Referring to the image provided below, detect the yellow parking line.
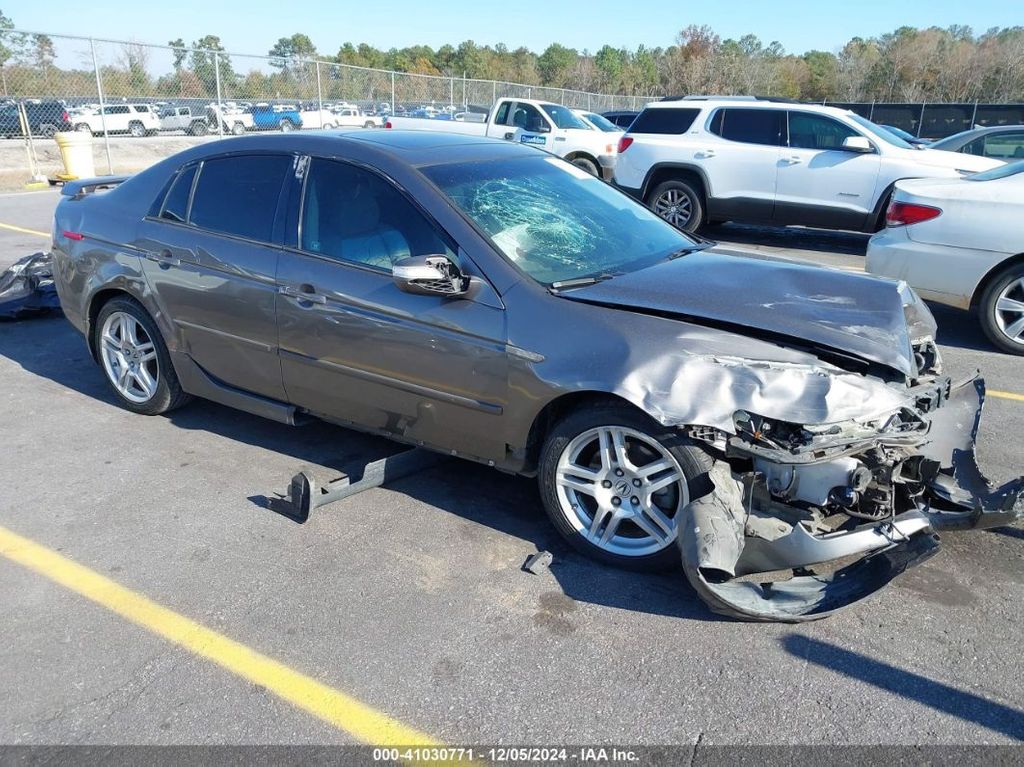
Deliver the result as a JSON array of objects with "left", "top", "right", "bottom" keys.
[
  {"left": 0, "top": 221, "right": 49, "bottom": 238},
  {"left": 0, "top": 524, "right": 439, "bottom": 747},
  {"left": 990, "top": 389, "right": 1024, "bottom": 403}
]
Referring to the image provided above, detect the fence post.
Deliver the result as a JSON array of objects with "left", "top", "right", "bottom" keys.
[
  {"left": 213, "top": 49, "right": 223, "bottom": 136},
  {"left": 391, "top": 71, "right": 396, "bottom": 112},
  {"left": 917, "top": 102, "right": 926, "bottom": 138},
  {"left": 315, "top": 60, "right": 324, "bottom": 122},
  {"left": 90, "top": 38, "right": 113, "bottom": 175},
  {"left": 449, "top": 75, "right": 454, "bottom": 109},
  {"left": 970, "top": 100, "right": 978, "bottom": 128},
  {"left": 492, "top": 80, "right": 496, "bottom": 104},
  {"left": 462, "top": 72, "right": 466, "bottom": 108}
]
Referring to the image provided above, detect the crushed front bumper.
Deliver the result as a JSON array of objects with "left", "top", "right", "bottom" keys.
[{"left": 677, "top": 375, "right": 1022, "bottom": 622}]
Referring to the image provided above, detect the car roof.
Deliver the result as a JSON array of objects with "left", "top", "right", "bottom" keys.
[
  {"left": 642, "top": 98, "right": 850, "bottom": 118},
  {"left": 163, "top": 130, "right": 537, "bottom": 168}
]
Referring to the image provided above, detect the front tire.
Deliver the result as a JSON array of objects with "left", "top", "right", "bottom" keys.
[
  {"left": 647, "top": 179, "right": 704, "bottom": 233},
  {"left": 128, "top": 121, "right": 145, "bottom": 138},
  {"left": 979, "top": 264, "right": 1024, "bottom": 355},
  {"left": 93, "top": 297, "right": 190, "bottom": 415},
  {"left": 231, "top": 122, "right": 245, "bottom": 135},
  {"left": 570, "top": 156, "right": 599, "bottom": 176},
  {"left": 538, "top": 402, "right": 713, "bottom": 571},
  {"left": 279, "top": 119, "right": 295, "bottom": 132}
]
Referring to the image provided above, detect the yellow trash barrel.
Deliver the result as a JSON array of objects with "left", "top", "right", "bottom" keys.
[{"left": 53, "top": 131, "right": 96, "bottom": 181}]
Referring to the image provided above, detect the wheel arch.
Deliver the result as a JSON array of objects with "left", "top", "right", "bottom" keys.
[
  {"left": 521, "top": 390, "right": 654, "bottom": 475},
  {"left": 641, "top": 163, "right": 711, "bottom": 204},
  {"left": 563, "top": 150, "right": 599, "bottom": 168},
  {"left": 970, "top": 252, "right": 1024, "bottom": 311},
  {"left": 85, "top": 285, "right": 149, "bottom": 362}
]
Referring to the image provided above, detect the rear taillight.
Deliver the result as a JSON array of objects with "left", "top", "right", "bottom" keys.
[
  {"left": 62, "top": 110, "right": 69, "bottom": 122},
  {"left": 384, "top": 120, "right": 392, "bottom": 129},
  {"left": 886, "top": 200, "right": 942, "bottom": 227},
  {"left": 617, "top": 136, "right": 633, "bottom": 153}
]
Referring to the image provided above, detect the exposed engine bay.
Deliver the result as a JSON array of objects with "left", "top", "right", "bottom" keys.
[{"left": 674, "top": 345, "right": 1023, "bottom": 621}]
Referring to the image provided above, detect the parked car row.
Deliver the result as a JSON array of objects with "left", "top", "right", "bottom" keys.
[{"left": 608, "top": 95, "right": 1023, "bottom": 355}]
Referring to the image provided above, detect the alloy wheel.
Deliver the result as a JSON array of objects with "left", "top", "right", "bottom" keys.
[
  {"left": 994, "top": 277, "right": 1024, "bottom": 347},
  {"left": 554, "top": 426, "right": 688, "bottom": 557},
  {"left": 653, "top": 189, "right": 692, "bottom": 229},
  {"left": 99, "top": 311, "right": 159, "bottom": 404}
]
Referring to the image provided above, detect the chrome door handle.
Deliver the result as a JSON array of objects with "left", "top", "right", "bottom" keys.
[
  {"left": 783, "top": 155, "right": 802, "bottom": 165},
  {"left": 697, "top": 149, "right": 716, "bottom": 158},
  {"left": 279, "top": 284, "right": 327, "bottom": 304},
  {"left": 147, "top": 249, "right": 179, "bottom": 267}
]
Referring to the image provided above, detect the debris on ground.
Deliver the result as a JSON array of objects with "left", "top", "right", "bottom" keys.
[
  {"left": 522, "top": 550, "right": 553, "bottom": 575},
  {"left": 0, "top": 252, "right": 61, "bottom": 320}
]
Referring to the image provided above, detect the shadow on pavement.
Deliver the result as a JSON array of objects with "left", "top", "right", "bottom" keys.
[
  {"left": 0, "top": 314, "right": 717, "bottom": 622},
  {"left": 781, "top": 635, "right": 1024, "bottom": 740}
]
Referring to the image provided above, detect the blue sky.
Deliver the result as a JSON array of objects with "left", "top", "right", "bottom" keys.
[{"left": 7, "top": 0, "right": 1014, "bottom": 56}]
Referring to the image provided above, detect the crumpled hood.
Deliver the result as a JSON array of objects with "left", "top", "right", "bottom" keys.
[{"left": 562, "top": 250, "right": 922, "bottom": 376}]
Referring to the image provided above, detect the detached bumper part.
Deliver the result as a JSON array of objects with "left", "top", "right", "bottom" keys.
[
  {"left": 678, "top": 462, "right": 940, "bottom": 622},
  {"left": 920, "top": 376, "right": 1024, "bottom": 531}
]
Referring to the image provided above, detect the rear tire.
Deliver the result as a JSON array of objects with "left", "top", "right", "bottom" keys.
[
  {"left": 75, "top": 122, "right": 91, "bottom": 133},
  {"left": 231, "top": 122, "right": 245, "bottom": 135},
  {"left": 190, "top": 121, "right": 209, "bottom": 136},
  {"left": 279, "top": 119, "right": 295, "bottom": 132},
  {"left": 93, "top": 296, "right": 191, "bottom": 416},
  {"left": 39, "top": 124, "right": 57, "bottom": 138},
  {"left": 647, "top": 179, "right": 704, "bottom": 233},
  {"left": 128, "top": 121, "right": 145, "bottom": 138},
  {"left": 538, "top": 402, "right": 713, "bottom": 572},
  {"left": 978, "top": 263, "right": 1024, "bottom": 356}
]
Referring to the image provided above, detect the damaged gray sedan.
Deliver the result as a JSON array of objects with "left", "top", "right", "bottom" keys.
[{"left": 51, "top": 132, "right": 1022, "bottom": 622}]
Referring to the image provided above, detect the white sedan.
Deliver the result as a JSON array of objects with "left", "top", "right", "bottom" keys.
[
  {"left": 572, "top": 109, "right": 624, "bottom": 134},
  {"left": 867, "top": 161, "right": 1024, "bottom": 354}
]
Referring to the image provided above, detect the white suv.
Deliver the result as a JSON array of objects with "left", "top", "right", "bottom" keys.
[
  {"left": 73, "top": 103, "right": 161, "bottom": 137},
  {"left": 614, "top": 96, "right": 1003, "bottom": 233}
]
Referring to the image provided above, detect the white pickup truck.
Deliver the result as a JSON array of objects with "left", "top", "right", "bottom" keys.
[
  {"left": 158, "top": 106, "right": 212, "bottom": 136},
  {"left": 332, "top": 106, "right": 383, "bottom": 129},
  {"left": 384, "top": 97, "right": 618, "bottom": 178}
]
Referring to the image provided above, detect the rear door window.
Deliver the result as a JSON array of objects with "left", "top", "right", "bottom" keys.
[
  {"left": 710, "top": 108, "right": 784, "bottom": 146},
  {"left": 493, "top": 101, "right": 511, "bottom": 126},
  {"left": 628, "top": 108, "right": 700, "bottom": 134},
  {"left": 189, "top": 154, "right": 291, "bottom": 242}
]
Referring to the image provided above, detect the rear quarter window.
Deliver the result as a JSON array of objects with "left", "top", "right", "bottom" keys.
[
  {"left": 188, "top": 154, "right": 292, "bottom": 242},
  {"left": 628, "top": 108, "right": 700, "bottom": 134},
  {"left": 710, "top": 108, "right": 784, "bottom": 146}
]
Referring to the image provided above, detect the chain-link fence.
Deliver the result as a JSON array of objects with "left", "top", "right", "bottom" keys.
[{"left": 0, "top": 28, "right": 647, "bottom": 185}]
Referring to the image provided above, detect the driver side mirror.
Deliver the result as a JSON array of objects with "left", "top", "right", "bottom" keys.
[
  {"left": 392, "top": 255, "right": 469, "bottom": 297},
  {"left": 842, "top": 135, "right": 873, "bottom": 153}
]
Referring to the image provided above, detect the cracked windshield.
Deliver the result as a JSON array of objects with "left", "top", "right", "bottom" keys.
[{"left": 424, "top": 156, "right": 696, "bottom": 285}]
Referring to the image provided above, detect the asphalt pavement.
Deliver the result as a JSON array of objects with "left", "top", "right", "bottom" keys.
[{"left": 1, "top": 189, "right": 1022, "bottom": 750}]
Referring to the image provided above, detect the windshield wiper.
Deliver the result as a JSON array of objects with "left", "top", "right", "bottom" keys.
[
  {"left": 550, "top": 273, "right": 615, "bottom": 290},
  {"left": 665, "top": 241, "right": 714, "bottom": 261}
]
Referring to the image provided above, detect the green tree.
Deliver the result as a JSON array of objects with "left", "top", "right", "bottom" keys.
[
  {"left": 802, "top": 50, "right": 839, "bottom": 100},
  {"left": 538, "top": 43, "right": 577, "bottom": 86},
  {"left": 189, "top": 35, "right": 234, "bottom": 97}
]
